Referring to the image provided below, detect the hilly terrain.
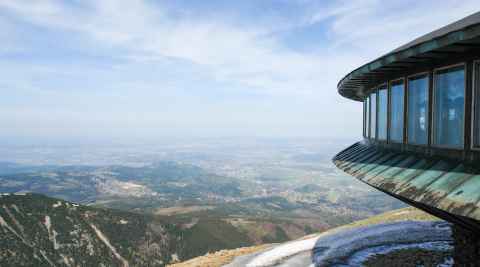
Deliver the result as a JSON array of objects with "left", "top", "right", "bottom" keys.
[
  {"left": 0, "top": 193, "right": 325, "bottom": 266},
  {"left": 0, "top": 158, "right": 406, "bottom": 265},
  {"left": 0, "top": 193, "right": 183, "bottom": 266},
  {"left": 0, "top": 192, "right": 444, "bottom": 267}
]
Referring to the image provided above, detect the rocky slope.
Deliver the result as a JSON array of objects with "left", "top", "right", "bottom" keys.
[{"left": 0, "top": 193, "right": 182, "bottom": 266}]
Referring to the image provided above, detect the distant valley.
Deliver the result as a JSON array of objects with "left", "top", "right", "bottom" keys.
[{"left": 0, "top": 140, "right": 406, "bottom": 264}]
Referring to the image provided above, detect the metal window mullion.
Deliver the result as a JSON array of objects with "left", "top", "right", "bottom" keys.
[
  {"left": 428, "top": 70, "right": 434, "bottom": 150},
  {"left": 403, "top": 76, "right": 408, "bottom": 144},
  {"left": 387, "top": 83, "right": 391, "bottom": 143},
  {"left": 376, "top": 89, "right": 379, "bottom": 140},
  {"left": 472, "top": 61, "right": 479, "bottom": 149}
]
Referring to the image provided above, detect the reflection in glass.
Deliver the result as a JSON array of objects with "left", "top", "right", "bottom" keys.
[
  {"left": 378, "top": 87, "right": 388, "bottom": 140},
  {"left": 408, "top": 76, "right": 429, "bottom": 144},
  {"left": 370, "top": 92, "right": 377, "bottom": 139},
  {"left": 433, "top": 66, "right": 465, "bottom": 147},
  {"left": 390, "top": 82, "right": 404, "bottom": 142}
]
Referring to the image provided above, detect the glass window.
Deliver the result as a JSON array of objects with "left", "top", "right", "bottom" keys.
[
  {"left": 370, "top": 92, "right": 377, "bottom": 139},
  {"left": 377, "top": 87, "right": 388, "bottom": 140},
  {"left": 390, "top": 81, "right": 405, "bottom": 142},
  {"left": 433, "top": 66, "right": 465, "bottom": 148},
  {"left": 407, "top": 75, "right": 429, "bottom": 145},
  {"left": 474, "top": 62, "right": 480, "bottom": 147}
]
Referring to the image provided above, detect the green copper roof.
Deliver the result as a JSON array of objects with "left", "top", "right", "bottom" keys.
[{"left": 333, "top": 142, "right": 480, "bottom": 222}]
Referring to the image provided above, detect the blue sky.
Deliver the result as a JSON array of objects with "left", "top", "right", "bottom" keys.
[{"left": 0, "top": 0, "right": 479, "bottom": 143}]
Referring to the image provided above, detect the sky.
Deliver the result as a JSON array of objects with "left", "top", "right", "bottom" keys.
[{"left": 0, "top": 0, "right": 479, "bottom": 144}]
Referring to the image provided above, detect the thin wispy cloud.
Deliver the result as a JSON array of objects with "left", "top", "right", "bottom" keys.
[{"left": 0, "top": 0, "right": 478, "bottom": 141}]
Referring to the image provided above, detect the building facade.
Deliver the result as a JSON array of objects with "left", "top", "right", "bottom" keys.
[{"left": 334, "top": 11, "right": 480, "bottom": 264}]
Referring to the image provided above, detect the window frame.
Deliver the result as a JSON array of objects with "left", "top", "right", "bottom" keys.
[
  {"left": 367, "top": 95, "right": 371, "bottom": 138},
  {"left": 388, "top": 78, "right": 406, "bottom": 144},
  {"left": 431, "top": 62, "right": 467, "bottom": 150},
  {"left": 363, "top": 98, "right": 367, "bottom": 138},
  {"left": 471, "top": 60, "right": 480, "bottom": 150},
  {"left": 406, "top": 71, "right": 430, "bottom": 147}
]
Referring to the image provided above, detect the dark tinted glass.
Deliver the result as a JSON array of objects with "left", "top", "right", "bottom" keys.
[
  {"left": 377, "top": 88, "right": 388, "bottom": 140},
  {"left": 433, "top": 66, "right": 465, "bottom": 147},
  {"left": 390, "top": 82, "right": 404, "bottom": 142},
  {"left": 370, "top": 92, "right": 377, "bottom": 139},
  {"left": 407, "top": 76, "right": 429, "bottom": 145}
]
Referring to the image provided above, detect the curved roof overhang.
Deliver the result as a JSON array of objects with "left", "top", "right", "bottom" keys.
[
  {"left": 339, "top": 11, "right": 480, "bottom": 101},
  {"left": 334, "top": 142, "right": 480, "bottom": 232}
]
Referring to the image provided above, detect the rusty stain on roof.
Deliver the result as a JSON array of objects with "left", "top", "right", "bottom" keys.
[{"left": 333, "top": 142, "right": 480, "bottom": 222}]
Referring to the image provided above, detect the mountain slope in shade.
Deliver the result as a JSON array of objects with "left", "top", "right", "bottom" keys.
[{"left": 0, "top": 193, "right": 182, "bottom": 266}]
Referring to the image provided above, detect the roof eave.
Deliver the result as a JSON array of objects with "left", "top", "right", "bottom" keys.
[{"left": 338, "top": 23, "right": 480, "bottom": 102}]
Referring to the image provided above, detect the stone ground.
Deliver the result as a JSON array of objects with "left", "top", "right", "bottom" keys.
[{"left": 363, "top": 248, "right": 452, "bottom": 267}]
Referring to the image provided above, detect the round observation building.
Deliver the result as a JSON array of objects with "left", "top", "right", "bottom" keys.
[{"left": 334, "top": 11, "right": 480, "bottom": 264}]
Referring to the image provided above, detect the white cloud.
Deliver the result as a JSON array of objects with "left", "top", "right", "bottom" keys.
[
  {"left": 0, "top": 0, "right": 478, "bottom": 140},
  {"left": 0, "top": 0, "right": 341, "bottom": 96}
]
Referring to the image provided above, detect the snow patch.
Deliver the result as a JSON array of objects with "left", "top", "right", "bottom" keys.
[
  {"left": 438, "top": 257, "right": 454, "bottom": 267},
  {"left": 242, "top": 221, "right": 452, "bottom": 267},
  {"left": 53, "top": 201, "right": 62, "bottom": 208},
  {"left": 246, "top": 236, "right": 319, "bottom": 266},
  {"left": 3, "top": 205, "right": 24, "bottom": 234},
  {"left": 171, "top": 253, "right": 180, "bottom": 263},
  {"left": 0, "top": 214, "right": 29, "bottom": 245},
  {"left": 44, "top": 215, "right": 59, "bottom": 249},
  {"left": 392, "top": 210, "right": 410, "bottom": 216},
  {"left": 89, "top": 223, "right": 129, "bottom": 267},
  {"left": 60, "top": 253, "right": 73, "bottom": 267},
  {"left": 11, "top": 204, "right": 20, "bottom": 213}
]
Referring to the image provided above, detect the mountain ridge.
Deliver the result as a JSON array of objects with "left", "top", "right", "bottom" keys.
[{"left": 0, "top": 193, "right": 182, "bottom": 266}]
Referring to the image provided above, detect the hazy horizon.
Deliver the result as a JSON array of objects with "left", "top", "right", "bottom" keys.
[{"left": 1, "top": 1, "right": 479, "bottom": 143}]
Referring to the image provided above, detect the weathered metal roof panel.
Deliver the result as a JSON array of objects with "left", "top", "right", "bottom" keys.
[
  {"left": 364, "top": 155, "right": 416, "bottom": 184},
  {"left": 395, "top": 160, "right": 453, "bottom": 197},
  {"left": 333, "top": 142, "right": 480, "bottom": 222}
]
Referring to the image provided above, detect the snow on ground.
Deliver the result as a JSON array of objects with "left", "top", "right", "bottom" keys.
[
  {"left": 245, "top": 236, "right": 319, "bottom": 267},
  {"left": 313, "top": 221, "right": 451, "bottom": 265},
  {"left": 227, "top": 221, "right": 452, "bottom": 267},
  {"left": 89, "top": 223, "right": 129, "bottom": 267},
  {"left": 44, "top": 215, "right": 59, "bottom": 250},
  {"left": 392, "top": 210, "right": 410, "bottom": 216}
]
